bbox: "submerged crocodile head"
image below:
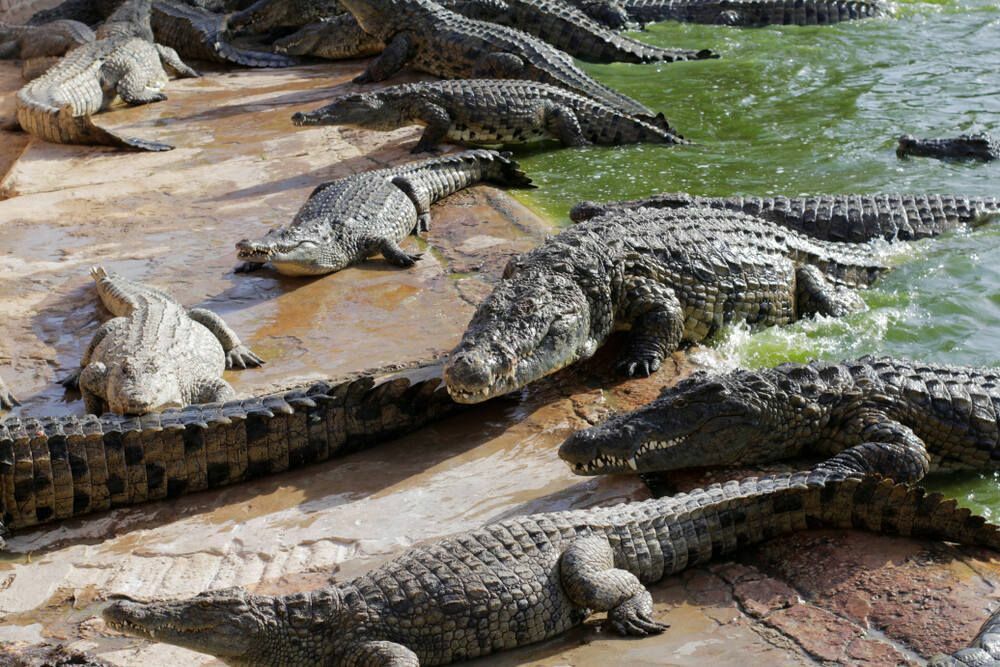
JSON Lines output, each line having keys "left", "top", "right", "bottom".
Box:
{"left": 103, "top": 357, "right": 185, "bottom": 414}
{"left": 559, "top": 368, "right": 824, "bottom": 475}
{"left": 235, "top": 229, "right": 352, "bottom": 277}
{"left": 292, "top": 92, "right": 407, "bottom": 131}
{"left": 896, "top": 133, "right": 999, "bottom": 161}
{"left": 104, "top": 588, "right": 350, "bottom": 666}
{"left": 445, "top": 268, "right": 599, "bottom": 403}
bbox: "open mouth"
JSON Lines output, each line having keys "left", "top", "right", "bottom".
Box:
{"left": 236, "top": 242, "right": 275, "bottom": 263}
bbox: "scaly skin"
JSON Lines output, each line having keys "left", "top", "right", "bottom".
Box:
{"left": 61, "top": 266, "right": 263, "bottom": 416}
{"left": 15, "top": 0, "right": 199, "bottom": 151}
{"left": 570, "top": 192, "right": 1000, "bottom": 243}
{"left": 293, "top": 79, "right": 686, "bottom": 152}
{"left": 897, "top": 133, "right": 1000, "bottom": 162}
{"left": 227, "top": 0, "right": 345, "bottom": 33}
{"left": 234, "top": 150, "right": 533, "bottom": 275}
{"left": 0, "top": 375, "right": 18, "bottom": 410}
{"left": 337, "top": 0, "right": 657, "bottom": 117}
{"left": 0, "top": 358, "right": 458, "bottom": 548}
{"left": 273, "top": 14, "right": 384, "bottom": 59}
{"left": 151, "top": 0, "right": 299, "bottom": 67}
{"left": 560, "top": 357, "right": 1000, "bottom": 481}
{"left": 103, "top": 469, "right": 1000, "bottom": 665}
{"left": 566, "top": 0, "right": 886, "bottom": 26}
{"left": 444, "top": 206, "right": 892, "bottom": 404}
{"left": 929, "top": 610, "right": 1000, "bottom": 666}
{"left": 0, "top": 20, "right": 94, "bottom": 60}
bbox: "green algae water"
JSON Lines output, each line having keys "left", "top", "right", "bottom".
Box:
{"left": 510, "top": 0, "right": 1000, "bottom": 515}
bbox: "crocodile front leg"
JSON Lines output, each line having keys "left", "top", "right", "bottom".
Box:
{"left": 154, "top": 43, "right": 199, "bottom": 78}
{"left": 560, "top": 534, "right": 668, "bottom": 636}
{"left": 78, "top": 361, "right": 109, "bottom": 415}
{"left": 61, "top": 317, "right": 126, "bottom": 389}
{"left": 813, "top": 415, "right": 932, "bottom": 483}
{"left": 342, "top": 641, "right": 419, "bottom": 666}
{"left": 618, "top": 276, "right": 684, "bottom": 377}
{"left": 187, "top": 308, "right": 264, "bottom": 369}
{"left": 795, "top": 265, "right": 866, "bottom": 318}
{"left": 354, "top": 32, "right": 414, "bottom": 84}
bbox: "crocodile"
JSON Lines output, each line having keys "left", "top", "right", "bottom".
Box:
{"left": 565, "top": 0, "right": 886, "bottom": 27}
{"left": 103, "top": 466, "right": 1000, "bottom": 665}
{"left": 15, "top": 0, "right": 199, "bottom": 151}
{"left": 569, "top": 192, "right": 1000, "bottom": 243}
{"left": 0, "top": 375, "right": 18, "bottom": 410}
{"left": 0, "top": 20, "right": 94, "bottom": 60}
{"left": 897, "top": 133, "right": 1000, "bottom": 162}
{"left": 0, "top": 358, "right": 459, "bottom": 548}
{"left": 337, "top": 0, "right": 658, "bottom": 117}
{"left": 234, "top": 149, "right": 533, "bottom": 276}
{"left": 151, "top": 0, "right": 299, "bottom": 68}
{"left": 62, "top": 266, "right": 263, "bottom": 415}
{"left": 292, "top": 79, "right": 685, "bottom": 152}
{"left": 272, "top": 14, "right": 384, "bottom": 59}
{"left": 444, "top": 206, "right": 901, "bottom": 404}
{"left": 559, "top": 357, "right": 1000, "bottom": 481}
{"left": 227, "top": 0, "right": 345, "bottom": 34}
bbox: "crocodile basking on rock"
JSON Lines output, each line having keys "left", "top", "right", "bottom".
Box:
{"left": 62, "top": 266, "right": 263, "bottom": 415}
{"left": 293, "top": 79, "right": 685, "bottom": 152}
{"left": 444, "top": 206, "right": 909, "bottom": 403}
{"left": 235, "top": 149, "right": 533, "bottom": 275}
{"left": 897, "top": 133, "right": 1000, "bottom": 162}
{"left": 570, "top": 192, "right": 1000, "bottom": 243}
{"left": 560, "top": 356, "right": 1000, "bottom": 480}
{"left": 103, "top": 466, "right": 1000, "bottom": 665}
{"left": 566, "top": 0, "right": 886, "bottom": 27}
{"left": 337, "top": 0, "right": 657, "bottom": 117}
{"left": 16, "top": 0, "right": 199, "bottom": 151}
{"left": 0, "top": 359, "right": 459, "bottom": 548}
{"left": 0, "top": 375, "right": 18, "bottom": 410}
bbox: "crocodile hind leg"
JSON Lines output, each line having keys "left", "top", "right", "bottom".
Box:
{"left": 407, "top": 102, "right": 452, "bottom": 154}
{"left": 618, "top": 276, "right": 684, "bottom": 377}
{"left": 560, "top": 534, "right": 667, "bottom": 636}
{"left": 342, "top": 641, "right": 419, "bottom": 667}
{"left": 187, "top": 308, "right": 265, "bottom": 369}
{"left": 377, "top": 239, "right": 423, "bottom": 267}
{"left": 795, "top": 265, "right": 866, "bottom": 318}
{"left": 354, "top": 32, "right": 414, "bottom": 84}
{"left": 392, "top": 175, "right": 433, "bottom": 232}
{"left": 154, "top": 43, "right": 200, "bottom": 79}
{"left": 813, "top": 415, "right": 931, "bottom": 483}
{"left": 473, "top": 51, "right": 527, "bottom": 77}
{"left": 544, "top": 103, "right": 589, "bottom": 147}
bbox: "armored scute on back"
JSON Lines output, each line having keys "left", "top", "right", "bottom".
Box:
{"left": 445, "top": 206, "right": 896, "bottom": 403}
{"left": 104, "top": 468, "right": 1000, "bottom": 665}
{"left": 565, "top": 0, "right": 887, "bottom": 27}
{"left": 897, "top": 133, "right": 1000, "bottom": 162}
{"left": 236, "top": 149, "right": 533, "bottom": 276}
{"left": 560, "top": 356, "right": 1000, "bottom": 481}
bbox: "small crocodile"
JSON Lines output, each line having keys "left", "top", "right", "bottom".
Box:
{"left": 103, "top": 468, "right": 1000, "bottom": 666}
{"left": 293, "top": 79, "right": 685, "bottom": 152}
{"left": 444, "top": 206, "right": 903, "bottom": 404}
{"left": 559, "top": 357, "right": 1000, "bottom": 482}
{"left": 0, "top": 359, "right": 459, "bottom": 548}
{"left": 337, "top": 0, "right": 657, "bottom": 117}
{"left": 15, "top": 0, "right": 199, "bottom": 151}
{"left": 897, "top": 133, "right": 1000, "bottom": 162}
{"left": 235, "top": 149, "right": 533, "bottom": 275}
{"left": 62, "top": 266, "right": 263, "bottom": 415}
{"left": 0, "top": 375, "right": 18, "bottom": 410}
{"left": 566, "top": 0, "right": 886, "bottom": 27}
{"left": 0, "top": 20, "right": 94, "bottom": 60}
{"left": 569, "top": 192, "right": 1000, "bottom": 243}
{"left": 227, "top": 0, "right": 345, "bottom": 34}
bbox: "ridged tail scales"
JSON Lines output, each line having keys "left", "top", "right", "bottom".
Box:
{"left": 0, "top": 359, "right": 461, "bottom": 544}
{"left": 625, "top": 0, "right": 886, "bottom": 26}
{"left": 601, "top": 111, "right": 687, "bottom": 145}
{"left": 392, "top": 150, "right": 535, "bottom": 213}
{"left": 15, "top": 102, "right": 173, "bottom": 152}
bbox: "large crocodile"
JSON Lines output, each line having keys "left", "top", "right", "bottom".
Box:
{"left": 566, "top": 0, "right": 886, "bottom": 27}
{"left": 569, "top": 192, "right": 1000, "bottom": 243}
{"left": 897, "top": 133, "right": 1000, "bottom": 162}
{"left": 559, "top": 356, "right": 1000, "bottom": 481}
{"left": 235, "top": 149, "right": 533, "bottom": 275}
{"left": 0, "top": 359, "right": 459, "bottom": 548}
{"left": 103, "top": 466, "right": 1000, "bottom": 665}
{"left": 293, "top": 80, "right": 685, "bottom": 152}
{"left": 15, "top": 0, "right": 199, "bottom": 151}
{"left": 63, "top": 266, "right": 263, "bottom": 415}
{"left": 337, "top": 0, "right": 657, "bottom": 117}
{"left": 444, "top": 206, "right": 902, "bottom": 404}
{"left": 0, "top": 375, "right": 18, "bottom": 410}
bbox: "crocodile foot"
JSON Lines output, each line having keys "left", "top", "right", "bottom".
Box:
{"left": 226, "top": 345, "right": 264, "bottom": 369}
{"left": 609, "top": 590, "right": 668, "bottom": 636}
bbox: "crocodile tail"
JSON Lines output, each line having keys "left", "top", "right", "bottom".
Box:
{"left": 488, "top": 151, "right": 534, "bottom": 189}
{"left": 17, "top": 104, "right": 173, "bottom": 151}
{"left": 631, "top": 112, "right": 688, "bottom": 145}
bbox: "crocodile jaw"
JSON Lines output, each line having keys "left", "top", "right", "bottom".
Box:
{"left": 236, "top": 239, "right": 348, "bottom": 276}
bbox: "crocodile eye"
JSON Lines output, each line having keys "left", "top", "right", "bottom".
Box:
{"left": 672, "top": 397, "right": 688, "bottom": 408}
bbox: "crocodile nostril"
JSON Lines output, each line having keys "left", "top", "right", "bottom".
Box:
{"left": 558, "top": 428, "right": 599, "bottom": 464}
{"left": 444, "top": 352, "right": 492, "bottom": 390}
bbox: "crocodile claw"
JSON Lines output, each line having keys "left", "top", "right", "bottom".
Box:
{"left": 617, "top": 357, "right": 661, "bottom": 378}
{"left": 227, "top": 346, "right": 265, "bottom": 369}
{"left": 608, "top": 592, "right": 668, "bottom": 637}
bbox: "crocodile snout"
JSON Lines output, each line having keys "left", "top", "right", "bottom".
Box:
{"left": 558, "top": 428, "right": 600, "bottom": 465}
{"left": 444, "top": 351, "right": 496, "bottom": 402}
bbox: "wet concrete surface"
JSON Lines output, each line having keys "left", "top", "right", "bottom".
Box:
{"left": 0, "top": 50, "right": 998, "bottom": 667}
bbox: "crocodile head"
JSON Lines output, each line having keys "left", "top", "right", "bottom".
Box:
{"left": 292, "top": 93, "right": 406, "bottom": 131}
{"left": 104, "top": 588, "right": 353, "bottom": 666}
{"left": 559, "top": 368, "right": 824, "bottom": 475}
{"left": 445, "top": 268, "right": 599, "bottom": 403}
{"left": 336, "top": 0, "right": 407, "bottom": 35}
{"left": 104, "top": 358, "right": 184, "bottom": 414}
{"left": 896, "top": 133, "right": 998, "bottom": 161}
{"left": 235, "top": 231, "right": 352, "bottom": 277}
